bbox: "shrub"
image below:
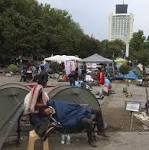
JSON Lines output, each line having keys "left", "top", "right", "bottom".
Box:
{"left": 8, "top": 64, "right": 18, "bottom": 73}
{"left": 119, "top": 63, "right": 130, "bottom": 75}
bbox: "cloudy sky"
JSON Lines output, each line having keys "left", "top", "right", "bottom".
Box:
{"left": 37, "top": 0, "right": 149, "bottom": 40}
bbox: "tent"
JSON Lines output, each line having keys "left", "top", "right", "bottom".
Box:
{"left": 82, "top": 53, "right": 112, "bottom": 64}
{"left": 0, "top": 83, "right": 30, "bottom": 149}
{"left": 123, "top": 71, "right": 138, "bottom": 80}
{"left": 48, "top": 85, "right": 100, "bottom": 110}
{"left": 45, "top": 55, "right": 82, "bottom": 75}
{"left": 44, "top": 55, "right": 82, "bottom": 64}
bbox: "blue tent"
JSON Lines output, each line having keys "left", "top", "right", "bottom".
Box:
{"left": 123, "top": 71, "right": 138, "bottom": 80}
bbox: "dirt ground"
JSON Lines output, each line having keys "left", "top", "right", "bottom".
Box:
{"left": 102, "top": 82, "right": 147, "bottom": 132}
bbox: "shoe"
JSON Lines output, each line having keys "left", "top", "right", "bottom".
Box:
{"left": 88, "top": 140, "right": 97, "bottom": 147}
{"left": 41, "top": 126, "right": 55, "bottom": 141}
{"left": 97, "top": 131, "right": 109, "bottom": 137}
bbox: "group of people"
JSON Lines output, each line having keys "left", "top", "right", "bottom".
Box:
{"left": 20, "top": 61, "right": 49, "bottom": 82}
{"left": 67, "top": 63, "right": 112, "bottom": 96}
{"left": 24, "top": 65, "right": 108, "bottom": 147}
{"left": 67, "top": 62, "right": 87, "bottom": 87}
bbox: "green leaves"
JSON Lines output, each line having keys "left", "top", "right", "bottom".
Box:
{"left": 129, "top": 30, "right": 149, "bottom": 65}
{"left": 1, "top": 0, "right": 148, "bottom": 66}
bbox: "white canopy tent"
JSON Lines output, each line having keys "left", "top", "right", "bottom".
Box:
{"left": 44, "top": 55, "right": 82, "bottom": 64}
{"left": 44, "top": 55, "right": 82, "bottom": 75}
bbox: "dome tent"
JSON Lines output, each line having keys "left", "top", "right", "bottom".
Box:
{"left": 0, "top": 83, "right": 30, "bottom": 149}
{"left": 48, "top": 85, "right": 100, "bottom": 110}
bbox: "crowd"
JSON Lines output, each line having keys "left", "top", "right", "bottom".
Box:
{"left": 20, "top": 60, "right": 112, "bottom": 96}
{"left": 67, "top": 63, "right": 112, "bottom": 96}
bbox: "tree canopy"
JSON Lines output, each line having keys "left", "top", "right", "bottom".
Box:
{"left": 0, "top": 0, "right": 148, "bottom": 66}
{"left": 129, "top": 30, "right": 149, "bottom": 65}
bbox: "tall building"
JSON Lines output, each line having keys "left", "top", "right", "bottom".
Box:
{"left": 109, "top": 4, "right": 134, "bottom": 57}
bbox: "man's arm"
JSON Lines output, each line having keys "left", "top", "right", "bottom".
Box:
{"left": 35, "top": 103, "right": 47, "bottom": 109}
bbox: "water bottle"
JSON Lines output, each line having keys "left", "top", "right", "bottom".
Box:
{"left": 66, "top": 134, "right": 71, "bottom": 144}
{"left": 61, "top": 134, "right": 65, "bottom": 144}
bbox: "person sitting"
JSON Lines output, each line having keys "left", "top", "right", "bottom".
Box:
{"left": 103, "top": 78, "right": 112, "bottom": 95}
{"left": 24, "top": 80, "right": 108, "bottom": 147}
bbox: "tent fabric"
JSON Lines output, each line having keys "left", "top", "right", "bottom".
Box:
{"left": 44, "top": 55, "right": 82, "bottom": 64}
{"left": 0, "top": 83, "right": 30, "bottom": 149}
{"left": 123, "top": 71, "right": 138, "bottom": 80}
{"left": 113, "top": 71, "right": 138, "bottom": 80}
{"left": 48, "top": 85, "right": 100, "bottom": 110}
{"left": 82, "top": 53, "right": 112, "bottom": 64}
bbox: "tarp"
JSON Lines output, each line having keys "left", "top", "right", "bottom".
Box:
{"left": 0, "top": 83, "right": 30, "bottom": 149}
{"left": 82, "top": 53, "right": 112, "bottom": 64}
{"left": 44, "top": 55, "right": 82, "bottom": 64}
{"left": 123, "top": 71, "right": 138, "bottom": 80}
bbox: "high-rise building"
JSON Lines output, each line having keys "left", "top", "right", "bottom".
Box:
{"left": 109, "top": 4, "right": 134, "bottom": 57}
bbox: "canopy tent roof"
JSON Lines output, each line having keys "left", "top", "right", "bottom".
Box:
{"left": 44, "top": 55, "right": 82, "bottom": 64}
{"left": 82, "top": 53, "right": 112, "bottom": 64}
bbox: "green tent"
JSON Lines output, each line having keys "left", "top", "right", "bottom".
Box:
{"left": 0, "top": 83, "right": 30, "bottom": 149}
{"left": 48, "top": 85, "right": 100, "bottom": 110}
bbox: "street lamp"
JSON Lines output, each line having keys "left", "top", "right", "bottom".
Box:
{"left": 123, "top": 33, "right": 130, "bottom": 58}
{"left": 125, "top": 41, "right": 129, "bottom": 58}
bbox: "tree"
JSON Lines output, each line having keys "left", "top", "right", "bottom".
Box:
{"left": 129, "top": 30, "right": 149, "bottom": 65}
{"left": 100, "top": 39, "right": 125, "bottom": 59}
{"left": 0, "top": 0, "right": 131, "bottom": 65}
{"left": 130, "top": 30, "right": 145, "bottom": 52}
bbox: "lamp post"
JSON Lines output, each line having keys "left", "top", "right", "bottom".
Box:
{"left": 123, "top": 33, "right": 130, "bottom": 58}
{"left": 125, "top": 41, "right": 129, "bottom": 58}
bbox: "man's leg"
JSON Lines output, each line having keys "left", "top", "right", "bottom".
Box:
{"left": 29, "top": 113, "right": 50, "bottom": 138}
{"left": 80, "top": 118, "right": 97, "bottom": 147}
{"left": 91, "top": 109, "right": 108, "bottom": 137}
{"left": 91, "top": 109, "right": 104, "bottom": 130}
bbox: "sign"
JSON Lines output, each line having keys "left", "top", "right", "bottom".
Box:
{"left": 125, "top": 101, "right": 141, "bottom": 112}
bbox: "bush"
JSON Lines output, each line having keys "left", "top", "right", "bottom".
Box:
{"left": 7, "top": 64, "right": 18, "bottom": 73}
{"left": 119, "top": 63, "right": 130, "bottom": 75}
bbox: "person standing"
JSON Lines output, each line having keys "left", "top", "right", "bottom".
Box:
{"left": 81, "top": 62, "right": 87, "bottom": 81}
{"left": 37, "top": 65, "right": 48, "bottom": 86}
{"left": 97, "top": 67, "right": 105, "bottom": 86}
{"left": 97, "top": 67, "right": 105, "bottom": 98}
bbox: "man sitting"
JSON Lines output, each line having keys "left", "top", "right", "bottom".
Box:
{"left": 24, "top": 79, "right": 107, "bottom": 147}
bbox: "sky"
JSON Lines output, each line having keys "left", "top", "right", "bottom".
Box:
{"left": 37, "top": 0, "right": 149, "bottom": 40}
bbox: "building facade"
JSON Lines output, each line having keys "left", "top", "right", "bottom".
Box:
{"left": 109, "top": 4, "right": 134, "bottom": 43}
